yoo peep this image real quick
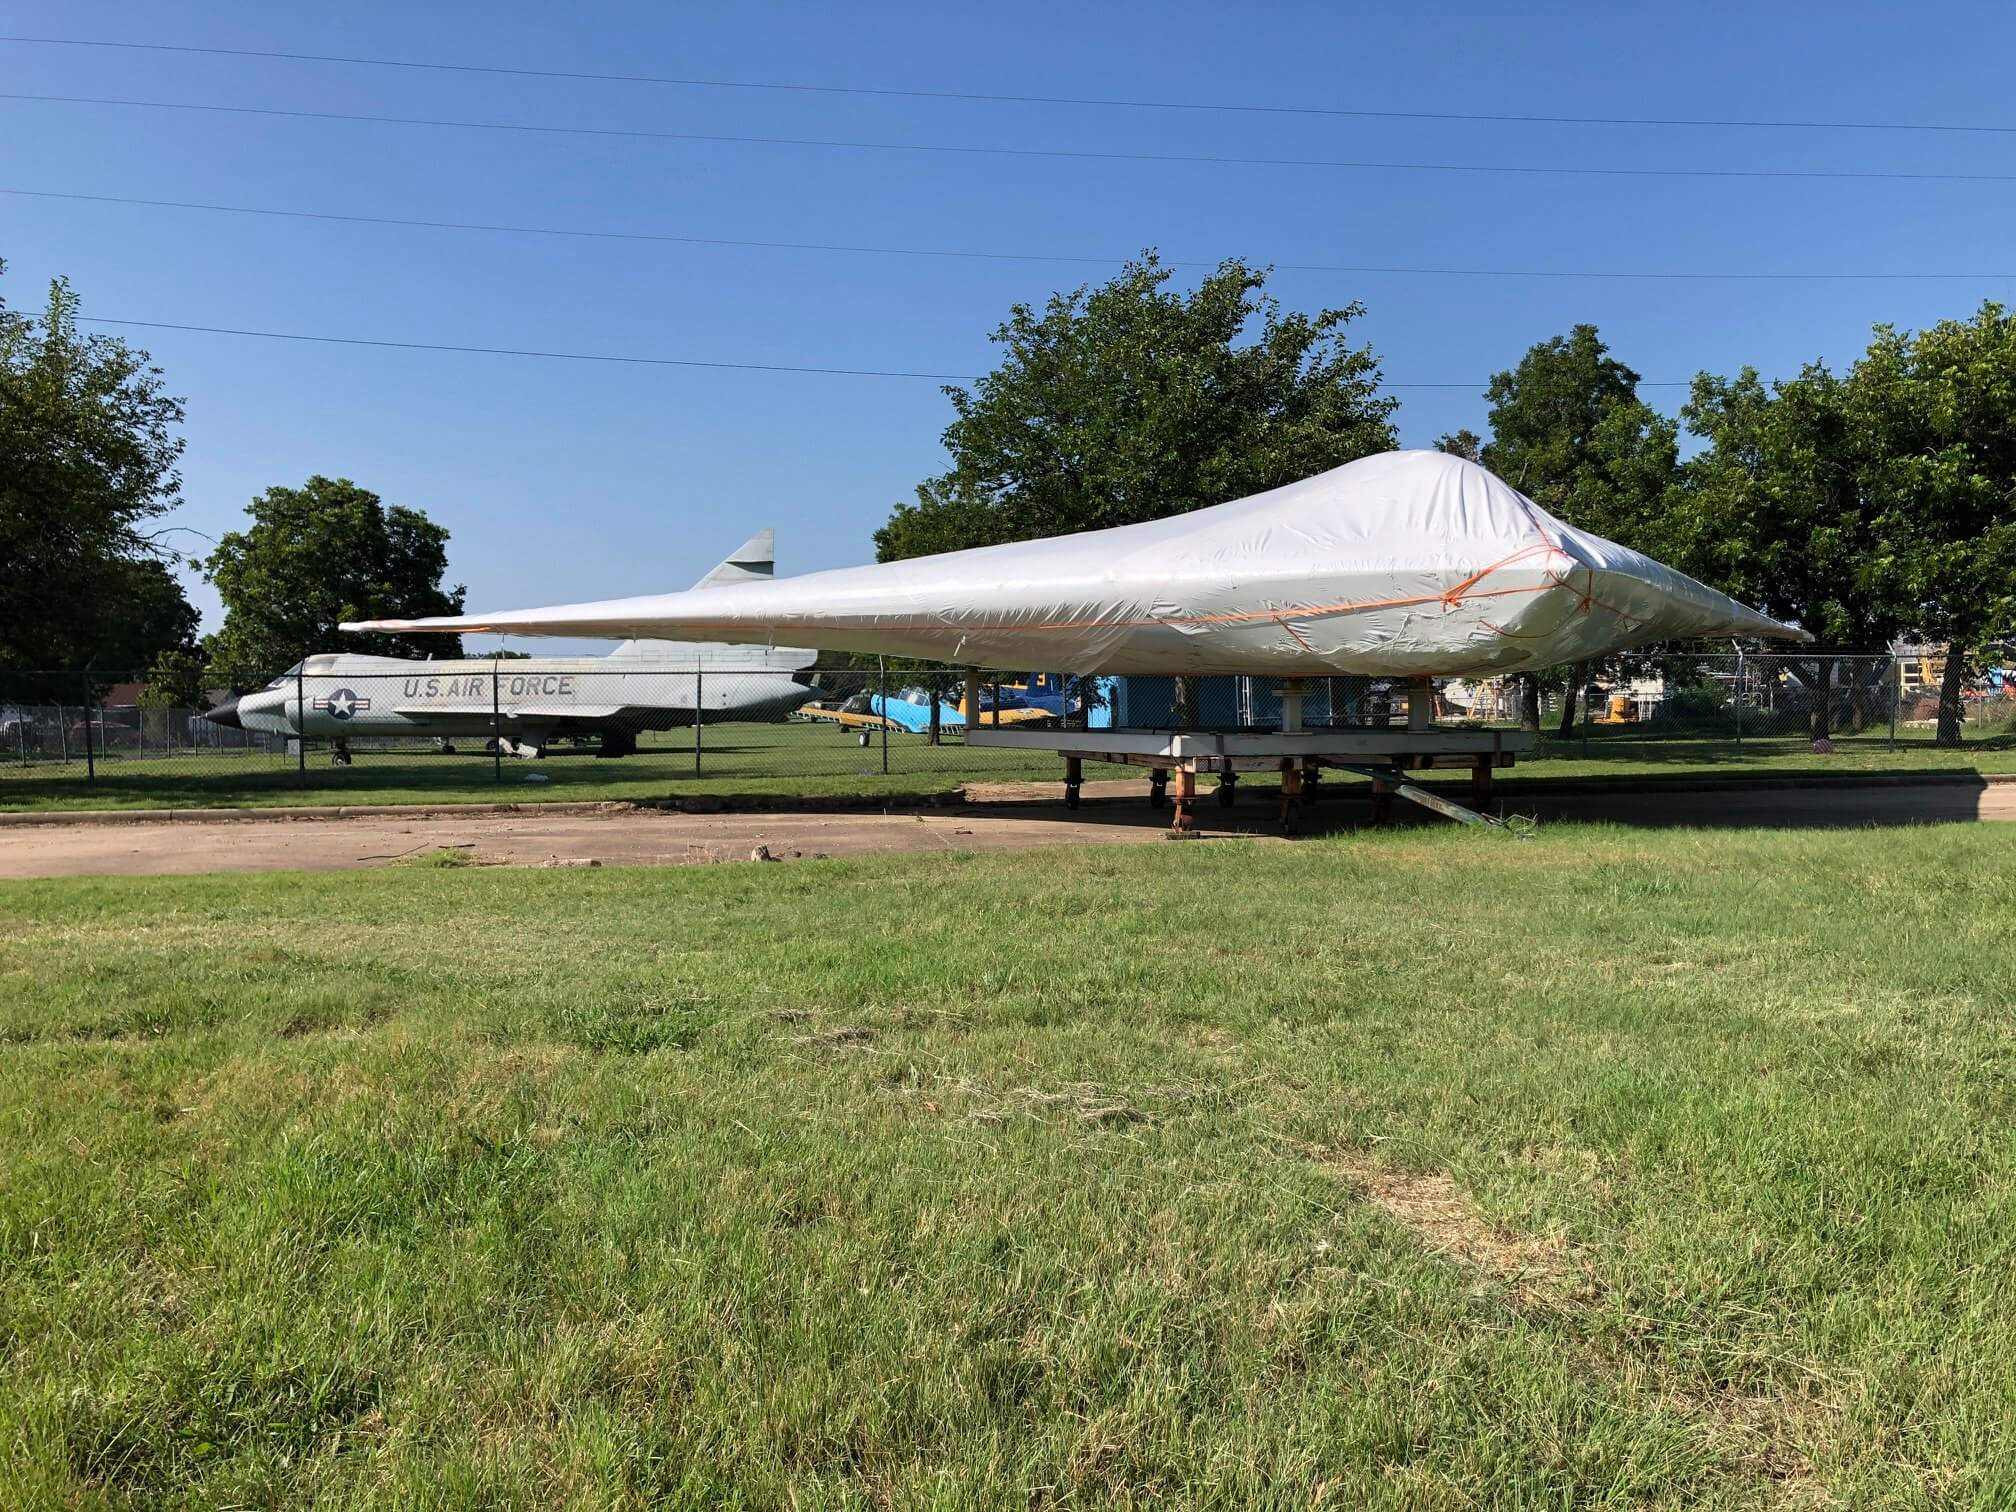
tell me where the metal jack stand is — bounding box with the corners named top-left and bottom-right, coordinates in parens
top-left (1331, 763), bottom-right (1522, 834)
top-left (1277, 679), bottom-right (1308, 832)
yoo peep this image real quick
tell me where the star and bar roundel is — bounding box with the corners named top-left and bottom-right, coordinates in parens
top-left (312, 688), bottom-right (371, 720)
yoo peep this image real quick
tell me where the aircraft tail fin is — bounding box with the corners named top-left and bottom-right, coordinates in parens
top-left (690, 529), bottom-right (774, 591)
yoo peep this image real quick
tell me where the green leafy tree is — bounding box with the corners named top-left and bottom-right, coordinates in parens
top-left (876, 253), bottom-right (1398, 563)
top-left (1479, 326), bottom-right (1679, 732)
top-left (202, 476), bottom-right (465, 688)
top-left (138, 646), bottom-right (212, 712)
top-left (101, 558), bottom-right (201, 677)
top-left (1849, 303), bottom-right (2016, 744)
top-left (0, 265), bottom-right (194, 683)
top-left (1677, 365), bottom-right (1898, 739)
top-left (1435, 428), bottom-right (1483, 464)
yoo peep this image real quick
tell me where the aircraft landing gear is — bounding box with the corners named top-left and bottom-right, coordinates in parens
top-left (1064, 756), bottom-right (1082, 809)
top-left (332, 738), bottom-right (353, 767)
top-left (1217, 770), bottom-right (1238, 807)
top-left (598, 729), bottom-right (637, 759)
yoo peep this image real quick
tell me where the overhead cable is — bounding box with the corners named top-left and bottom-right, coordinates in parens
top-left (11, 188), bottom-right (2009, 281)
top-left (5, 34), bottom-right (2012, 136)
top-left (8, 93), bottom-right (2015, 184)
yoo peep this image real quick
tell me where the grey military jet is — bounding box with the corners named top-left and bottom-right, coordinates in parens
top-left (208, 531), bottom-right (815, 759)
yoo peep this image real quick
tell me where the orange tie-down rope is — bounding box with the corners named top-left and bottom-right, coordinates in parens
top-left (1002, 540), bottom-right (1576, 637)
top-left (1481, 563), bottom-right (1646, 641)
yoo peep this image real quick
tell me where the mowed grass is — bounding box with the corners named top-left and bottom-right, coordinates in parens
top-left (3, 719), bottom-right (2013, 813)
top-left (1, 825), bottom-right (2013, 1507)
top-left (0, 722), bottom-right (1097, 812)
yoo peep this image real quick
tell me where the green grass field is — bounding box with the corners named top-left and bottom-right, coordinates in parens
top-left (3, 718), bottom-right (2013, 813)
top-left (3, 824), bottom-right (2013, 1506)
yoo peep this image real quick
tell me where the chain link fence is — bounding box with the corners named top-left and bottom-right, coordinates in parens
top-left (1535, 652), bottom-right (1917, 747)
top-left (4, 651), bottom-right (2009, 805)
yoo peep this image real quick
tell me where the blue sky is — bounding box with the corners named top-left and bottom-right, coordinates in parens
top-left (6, 2), bottom-right (2015, 656)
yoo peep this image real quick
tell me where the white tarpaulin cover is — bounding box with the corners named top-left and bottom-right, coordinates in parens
top-left (347, 451), bottom-right (1806, 675)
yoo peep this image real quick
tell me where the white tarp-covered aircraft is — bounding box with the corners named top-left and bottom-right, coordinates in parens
top-left (215, 531), bottom-right (816, 758)
top-left (346, 453), bottom-right (1808, 675)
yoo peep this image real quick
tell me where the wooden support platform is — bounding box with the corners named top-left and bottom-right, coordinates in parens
top-left (965, 724), bottom-right (1534, 834)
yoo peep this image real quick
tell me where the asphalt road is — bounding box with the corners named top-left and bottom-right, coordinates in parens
top-left (0, 779), bottom-right (2007, 880)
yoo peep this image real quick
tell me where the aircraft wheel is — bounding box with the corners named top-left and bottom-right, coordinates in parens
top-left (858, 731), bottom-right (872, 747)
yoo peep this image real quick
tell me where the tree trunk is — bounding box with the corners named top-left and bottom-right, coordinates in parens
top-left (928, 697), bottom-right (941, 747)
top-left (1518, 673), bottom-right (1541, 734)
top-left (1935, 644), bottom-right (1967, 747)
top-left (1809, 657), bottom-right (1834, 743)
top-left (1175, 676), bottom-right (1199, 730)
top-left (1556, 662), bottom-right (1585, 737)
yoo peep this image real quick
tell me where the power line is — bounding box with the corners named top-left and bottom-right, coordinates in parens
top-left (8, 92), bottom-right (2016, 184)
top-left (10, 186), bottom-right (2010, 282)
top-left (6, 33), bottom-right (2014, 138)
top-left (75, 314), bottom-right (1688, 389)
top-left (78, 318), bottom-right (979, 379)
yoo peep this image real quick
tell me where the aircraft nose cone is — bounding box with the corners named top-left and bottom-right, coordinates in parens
top-left (206, 695), bottom-right (243, 730)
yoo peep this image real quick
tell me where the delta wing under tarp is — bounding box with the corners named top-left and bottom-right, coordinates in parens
top-left (346, 452), bottom-right (1806, 676)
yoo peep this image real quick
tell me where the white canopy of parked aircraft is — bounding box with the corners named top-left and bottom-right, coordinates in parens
top-left (347, 451), bottom-right (1807, 676)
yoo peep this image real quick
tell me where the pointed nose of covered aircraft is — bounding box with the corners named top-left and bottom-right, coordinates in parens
top-left (205, 695), bottom-right (242, 730)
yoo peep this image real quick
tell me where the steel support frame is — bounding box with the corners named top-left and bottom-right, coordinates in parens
top-left (964, 724), bottom-right (1530, 834)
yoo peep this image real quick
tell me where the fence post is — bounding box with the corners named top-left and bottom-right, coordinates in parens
top-left (1888, 653), bottom-right (1899, 752)
top-left (296, 656), bottom-right (307, 783)
top-left (492, 660), bottom-right (502, 783)
top-left (1734, 648), bottom-right (1744, 748)
top-left (878, 656), bottom-right (888, 775)
top-left (81, 674), bottom-right (96, 784)
top-left (694, 666), bottom-right (704, 777)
